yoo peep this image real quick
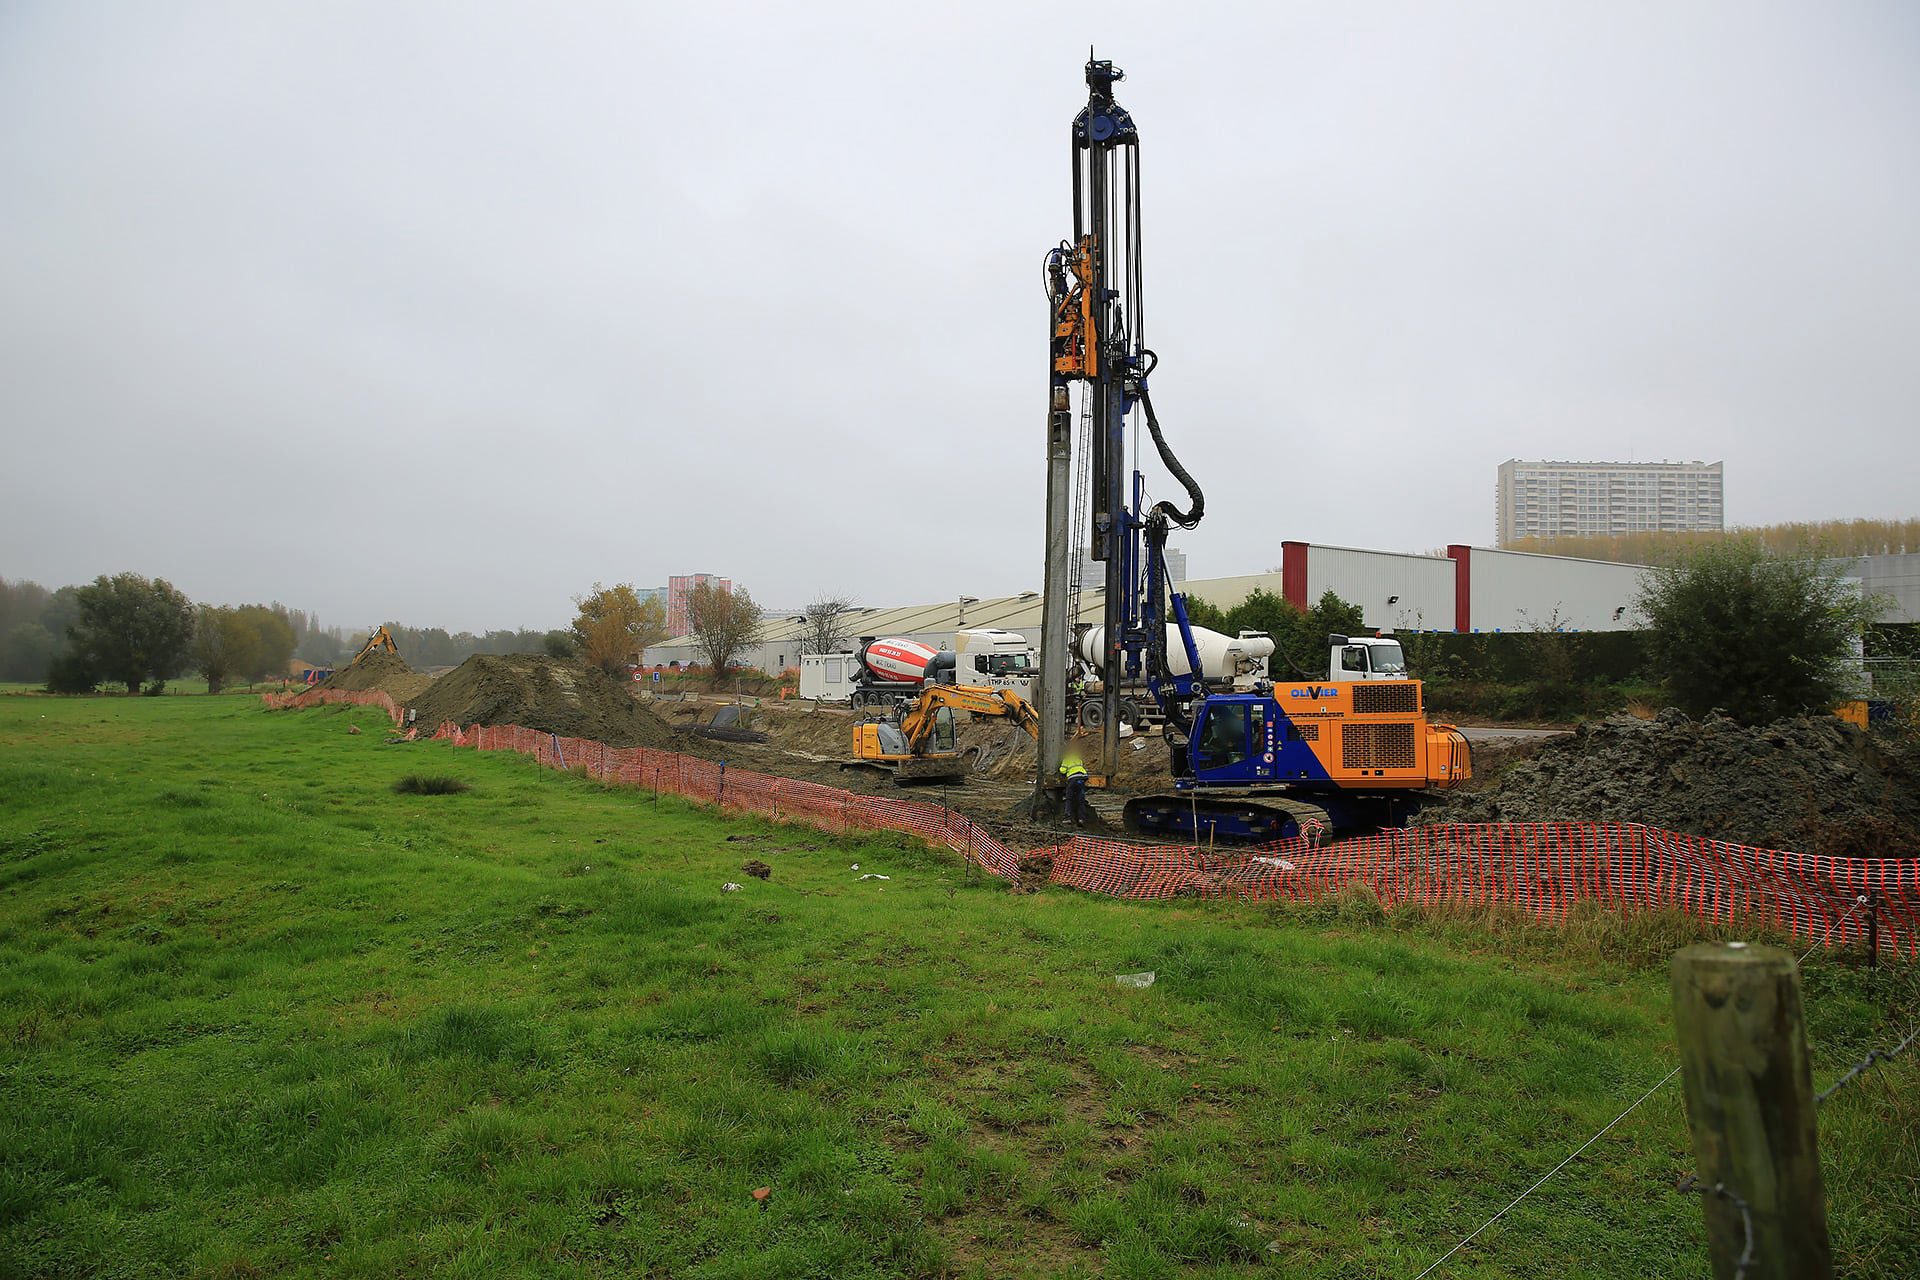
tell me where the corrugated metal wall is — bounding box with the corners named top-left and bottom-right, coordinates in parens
top-left (1304, 546), bottom-right (1456, 631)
top-left (1464, 549), bottom-right (1651, 632)
top-left (1856, 552), bottom-right (1920, 624)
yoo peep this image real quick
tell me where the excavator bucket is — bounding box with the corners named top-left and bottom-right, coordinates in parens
top-left (889, 755), bottom-right (970, 784)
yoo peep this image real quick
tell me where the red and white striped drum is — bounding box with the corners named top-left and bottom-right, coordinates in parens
top-left (859, 638), bottom-right (938, 684)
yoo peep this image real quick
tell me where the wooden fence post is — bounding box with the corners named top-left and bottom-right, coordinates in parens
top-left (1671, 942), bottom-right (1833, 1280)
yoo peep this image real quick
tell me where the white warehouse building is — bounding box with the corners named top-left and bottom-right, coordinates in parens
top-left (640, 543), bottom-right (1919, 672)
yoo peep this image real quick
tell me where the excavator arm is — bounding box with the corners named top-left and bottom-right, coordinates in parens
top-left (351, 626), bottom-right (399, 665)
top-left (898, 685), bottom-right (1041, 754)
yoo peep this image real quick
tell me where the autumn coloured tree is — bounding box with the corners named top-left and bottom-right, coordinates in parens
top-left (571, 583), bottom-right (668, 675)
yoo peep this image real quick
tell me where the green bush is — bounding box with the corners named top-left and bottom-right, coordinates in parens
top-left (1637, 539), bottom-right (1874, 722)
top-left (43, 652), bottom-right (99, 694)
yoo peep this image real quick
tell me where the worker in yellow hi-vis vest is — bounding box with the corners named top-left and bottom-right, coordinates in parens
top-left (1059, 746), bottom-right (1090, 826)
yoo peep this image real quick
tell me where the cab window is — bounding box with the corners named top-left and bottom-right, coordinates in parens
top-left (1341, 646), bottom-right (1368, 673)
top-left (1197, 703), bottom-right (1250, 769)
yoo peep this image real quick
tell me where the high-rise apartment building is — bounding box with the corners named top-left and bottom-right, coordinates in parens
top-left (667, 573), bottom-right (731, 636)
top-left (1495, 460), bottom-right (1723, 547)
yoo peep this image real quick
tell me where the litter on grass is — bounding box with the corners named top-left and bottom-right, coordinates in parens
top-left (1115, 971), bottom-right (1156, 988)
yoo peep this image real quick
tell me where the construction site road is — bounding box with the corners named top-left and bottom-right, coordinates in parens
top-left (1457, 724), bottom-right (1569, 742)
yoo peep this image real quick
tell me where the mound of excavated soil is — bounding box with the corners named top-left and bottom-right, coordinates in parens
top-left (406, 655), bottom-right (702, 750)
top-left (317, 650), bottom-right (437, 703)
top-left (320, 652), bottom-right (437, 710)
top-left (1426, 710), bottom-right (1920, 856)
top-left (319, 649), bottom-right (410, 692)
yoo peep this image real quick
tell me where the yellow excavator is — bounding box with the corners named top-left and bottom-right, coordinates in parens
top-left (850, 684), bottom-right (1041, 783)
top-left (349, 626), bottom-right (399, 666)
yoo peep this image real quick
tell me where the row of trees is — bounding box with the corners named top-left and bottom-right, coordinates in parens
top-left (8, 568), bottom-right (785, 695)
top-left (1510, 518), bottom-right (1920, 566)
top-left (5, 575), bottom-right (320, 690)
top-left (4, 573), bottom-right (615, 687)
top-left (1182, 587), bottom-right (1367, 679)
top-left (33, 574), bottom-right (300, 695)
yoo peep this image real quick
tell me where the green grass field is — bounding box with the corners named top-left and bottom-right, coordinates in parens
top-left (2, 697), bottom-right (1913, 1278)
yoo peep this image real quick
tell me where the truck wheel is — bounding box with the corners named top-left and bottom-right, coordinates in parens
top-left (1077, 701), bottom-right (1104, 729)
top-left (1118, 698), bottom-right (1143, 728)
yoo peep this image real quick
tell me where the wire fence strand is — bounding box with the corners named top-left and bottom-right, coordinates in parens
top-left (1676, 1176), bottom-right (1755, 1280)
top-left (1411, 1065), bottom-right (1683, 1279)
top-left (1816, 1023), bottom-right (1920, 1106)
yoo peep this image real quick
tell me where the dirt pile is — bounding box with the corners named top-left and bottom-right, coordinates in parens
top-left (319, 649), bottom-right (408, 691)
top-left (1428, 710), bottom-right (1920, 856)
top-left (406, 655), bottom-right (705, 751)
top-left (318, 650), bottom-right (436, 703)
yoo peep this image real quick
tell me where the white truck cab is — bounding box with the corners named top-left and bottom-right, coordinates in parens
top-left (943, 629), bottom-right (1036, 697)
top-left (1326, 633), bottom-right (1410, 681)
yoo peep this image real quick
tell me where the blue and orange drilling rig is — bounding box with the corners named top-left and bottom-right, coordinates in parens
top-left (1030, 57), bottom-right (1471, 841)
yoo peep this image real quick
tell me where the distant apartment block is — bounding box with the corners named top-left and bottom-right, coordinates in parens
top-left (667, 573), bottom-right (731, 636)
top-left (1496, 460), bottom-right (1723, 547)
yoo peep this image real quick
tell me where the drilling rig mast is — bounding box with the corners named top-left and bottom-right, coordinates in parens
top-left (1033, 56), bottom-right (1204, 814)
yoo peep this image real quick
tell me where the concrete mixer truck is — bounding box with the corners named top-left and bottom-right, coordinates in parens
top-left (798, 629), bottom-right (1036, 709)
top-left (1070, 625), bottom-right (1275, 730)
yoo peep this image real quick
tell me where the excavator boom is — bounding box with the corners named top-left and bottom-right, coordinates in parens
top-left (351, 626), bottom-right (399, 665)
top-left (850, 684), bottom-right (1042, 785)
top-left (899, 685), bottom-right (1040, 752)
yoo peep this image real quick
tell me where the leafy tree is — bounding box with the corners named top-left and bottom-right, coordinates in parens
top-left (233, 605), bottom-right (296, 684)
top-left (1181, 594), bottom-right (1230, 635)
top-left (542, 630), bottom-right (579, 659)
top-left (687, 581), bottom-right (762, 678)
top-left (45, 650), bottom-right (99, 694)
top-left (1307, 590), bottom-right (1367, 642)
top-left (68, 573), bottom-right (196, 694)
top-left (572, 583), bottom-right (669, 675)
top-left (190, 607), bottom-right (252, 694)
top-left (1178, 587), bottom-right (1367, 680)
top-left (2, 623), bottom-right (56, 682)
top-left (798, 595), bottom-right (856, 656)
top-left (38, 586), bottom-right (83, 646)
top-left (0, 578), bottom-right (51, 676)
top-left (1636, 540), bottom-right (1874, 722)
top-left (297, 629), bottom-right (345, 666)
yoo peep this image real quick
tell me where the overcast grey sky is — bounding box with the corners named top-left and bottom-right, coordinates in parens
top-left (3, 2), bottom-right (1916, 633)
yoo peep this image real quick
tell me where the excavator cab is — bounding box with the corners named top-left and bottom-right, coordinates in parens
top-left (849, 685), bottom-right (1041, 785)
top-left (850, 705), bottom-right (962, 783)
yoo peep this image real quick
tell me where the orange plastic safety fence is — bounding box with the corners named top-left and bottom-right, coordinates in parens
top-left (264, 691), bottom-right (1918, 955)
top-left (262, 686), bottom-right (403, 725)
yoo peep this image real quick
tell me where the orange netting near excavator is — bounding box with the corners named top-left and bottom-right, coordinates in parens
top-left (263, 688), bottom-right (1920, 955)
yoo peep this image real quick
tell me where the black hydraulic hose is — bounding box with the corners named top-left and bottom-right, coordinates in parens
top-left (1138, 378), bottom-right (1203, 530)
